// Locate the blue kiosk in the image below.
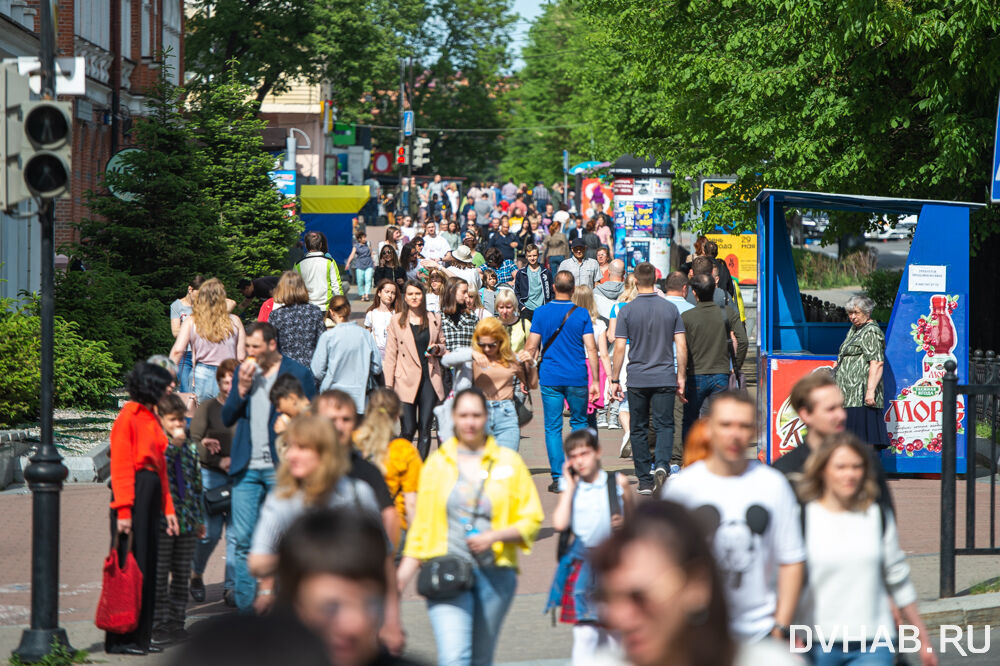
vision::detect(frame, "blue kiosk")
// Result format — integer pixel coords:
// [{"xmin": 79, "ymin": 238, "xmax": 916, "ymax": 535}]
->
[{"xmin": 755, "ymin": 189, "xmax": 984, "ymax": 474}]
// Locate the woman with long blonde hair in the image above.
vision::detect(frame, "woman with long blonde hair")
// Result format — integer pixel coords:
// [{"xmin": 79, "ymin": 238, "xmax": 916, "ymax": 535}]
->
[
  {"xmin": 247, "ymin": 413, "xmax": 382, "ymax": 590},
  {"xmin": 572, "ymin": 285, "xmax": 612, "ymax": 431},
  {"xmin": 169, "ymin": 278, "xmax": 245, "ymax": 402},
  {"xmin": 441, "ymin": 318, "xmax": 537, "ymax": 451},
  {"xmin": 353, "ymin": 389, "xmax": 422, "ymax": 543}
]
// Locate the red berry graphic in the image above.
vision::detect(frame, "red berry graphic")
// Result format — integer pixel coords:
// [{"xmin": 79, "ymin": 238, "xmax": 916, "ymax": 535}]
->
[{"xmin": 914, "ymin": 441, "xmax": 923, "ymax": 450}]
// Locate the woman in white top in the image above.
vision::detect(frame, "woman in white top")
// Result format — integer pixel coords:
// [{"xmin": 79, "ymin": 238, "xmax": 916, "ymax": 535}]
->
[
  {"xmin": 170, "ymin": 275, "xmax": 204, "ymax": 393},
  {"xmin": 169, "ymin": 278, "xmax": 246, "ymax": 402},
  {"xmin": 572, "ymin": 286, "xmax": 612, "ymax": 431},
  {"xmin": 364, "ymin": 279, "xmax": 398, "ymax": 357},
  {"xmin": 796, "ymin": 433, "xmax": 936, "ymax": 666}
]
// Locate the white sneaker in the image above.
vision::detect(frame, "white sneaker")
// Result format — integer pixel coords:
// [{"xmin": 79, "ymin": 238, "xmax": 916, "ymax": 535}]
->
[
  {"xmin": 619, "ymin": 433, "xmax": 631, "ymax": 458},
  {"xmin": 596, "ymin": 414, "xmax": 608, "ymax": 428},
  {"xmin": 653, "ymin": 468, "xmax": 668, "ymax": 494}
]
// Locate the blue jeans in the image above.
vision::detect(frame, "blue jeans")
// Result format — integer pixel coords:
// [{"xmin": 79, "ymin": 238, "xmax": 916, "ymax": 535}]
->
[
  {"xmin": 356, "ymin": 266, "xmax": 374, "ymax": 296},
  {"xmin": 427, "ymin": 566, "xmax": 517, "ymax": 666},
  {"xmin": 192, "ymin": 363, "xmax": 219, "ymax": 403},
  {"xmin": 547, "ymin": 255, "xmax": 564, "ymax": 272},
  {"xmin": 230, "ymin": 466, "xmax": 276, "ymax": 612},
  {"xmin": 177, "ymin": 351, "xmax": 193, "ymax": 393},
  {"xmin": 191, "ymin": 467, "xmax": 235, "ymax": 590},
  {"xmin": 810, "ymin": 643, "xmax": 894, "ymax": 666},
  {"xmin": 682, "ymin": 373, "xmax": 729, "ymax": 440},
  {"xmin": 486, "ymin": 400, "xmax": 520, "ymax": 451},
  {"xmin": 540, "ymin": 385, "xmax": 588, "ymax": 481},
  {"xmin": 627, "ymin": 386, "xmax": 676, "ymax": 488}
]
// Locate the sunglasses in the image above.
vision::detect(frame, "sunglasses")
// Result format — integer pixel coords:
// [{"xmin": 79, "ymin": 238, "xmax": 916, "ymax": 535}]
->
[{"xmin": 478, "ymin": 341, "xmax": 498, "ymax": 350}]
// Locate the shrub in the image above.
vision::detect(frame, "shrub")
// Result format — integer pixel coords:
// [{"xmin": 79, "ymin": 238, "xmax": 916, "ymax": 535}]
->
[
  {"xmin": 791, "ymin": 247, "xmax": 878, "ymax": 290},
  {"xmin": 862, "ymin": 269, "xmax": 903, "ymax": 323},
  {"xmin": 56, "ymin": 268, "xmax": 172, "ymax": 370},
  {"xmin": 0, "ymin": 297, "xmax": 122, "ymax": 427}
]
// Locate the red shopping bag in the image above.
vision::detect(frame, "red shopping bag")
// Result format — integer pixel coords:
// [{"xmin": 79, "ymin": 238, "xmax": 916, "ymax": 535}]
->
[{"xmin": 94, "ymin": 533, "xmax": 143, "ymax": 634}]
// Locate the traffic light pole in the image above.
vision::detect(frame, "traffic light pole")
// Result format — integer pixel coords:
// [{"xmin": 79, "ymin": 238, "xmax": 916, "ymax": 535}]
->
[{"xmin": 14, "ymin": 0, "xmax": 72, "ymax": 660}]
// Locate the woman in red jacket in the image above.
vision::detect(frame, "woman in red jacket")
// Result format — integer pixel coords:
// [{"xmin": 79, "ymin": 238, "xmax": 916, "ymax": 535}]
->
[{"xmin": 106, "ymin": 362, "xmax": 180, "ymax": 655}]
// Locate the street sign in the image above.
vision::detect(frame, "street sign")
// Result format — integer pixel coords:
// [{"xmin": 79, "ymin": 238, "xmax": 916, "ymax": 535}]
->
[
  {"xmin": 403, "ymin": 110, "xmax": 414, "ymax": 137},
  {"xmin": 371, "ymin": 152, "xmax": 392, "ymax": 173},
  {"xmin": 563, "ymin": 149, "xmax": 569, "ymax": 173},
  {"xmin": 701, "ymin": 178, "xmax": 736, "ymax": 203},
  {"xmin": 105, "ymin": 148, "xmax": 142, "ymax": 201},
  {"xmin": 992, "ymin": 89, "xmax": 1000, "ymax": 203}
]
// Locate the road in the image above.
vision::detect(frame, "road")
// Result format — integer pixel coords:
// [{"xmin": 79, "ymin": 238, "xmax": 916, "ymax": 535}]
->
[{"xmin": 800, "ymin": 238, "xmax": 912, "ymax": 271}]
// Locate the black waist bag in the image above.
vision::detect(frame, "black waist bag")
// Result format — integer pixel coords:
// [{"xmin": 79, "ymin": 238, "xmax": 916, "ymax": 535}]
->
[
  {"xmin": 416, "ymin": 555, "xmax": 475, "ymax": 600},
  {"xmin": 203, "ymin": 483, "xmax": 233, "ymax": 516}
]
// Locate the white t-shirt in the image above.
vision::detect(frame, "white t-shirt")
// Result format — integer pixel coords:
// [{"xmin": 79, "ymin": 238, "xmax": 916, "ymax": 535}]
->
[
  {"xmin": 450, "ymin": 265, "xmax": 481, "ymax": 291},
  {"xmin": 364, "ymin": 309, "xmax": 395, "ymax": 355},
  {"xmin": 662, "ymin": 461, "xmax": 805, "ymax": 642},
  {"xmin": 423, "ymin": 234, "xmax": 452, "ymax": 261},
  {"xmin": 426, "ymin": 293, "xmax": 441, "ymax": 314},
  {"xmin": 399, "ymin": 226, "xmax": 418, "ymax": 243}
]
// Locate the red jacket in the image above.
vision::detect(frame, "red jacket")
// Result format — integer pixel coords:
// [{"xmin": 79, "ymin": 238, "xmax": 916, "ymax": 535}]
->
[{"xmin": 109, "ymin": 402, "xmax": 175, "ymax": 521}]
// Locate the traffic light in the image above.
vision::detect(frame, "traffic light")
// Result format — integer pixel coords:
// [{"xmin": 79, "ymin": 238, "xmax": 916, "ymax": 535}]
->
[
  {"xmin": 1, "ymin": 62, "xmax": 31, "ymax": 210},
  {"xmin": 412, "ymin": 137, "xmax": 430, "ymax": 169},
  {"xmin": 395, "ymin": 145, "xmax": 408, "ymax": 165},
  {"xmin": 21, "ymin": 99, "xmax": 71, "ymax": 198}
]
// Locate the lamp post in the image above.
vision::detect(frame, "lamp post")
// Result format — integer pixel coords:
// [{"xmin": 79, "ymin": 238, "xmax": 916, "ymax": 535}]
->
[{"xmin": 13, "ymin": 0, "xmax": 73, "ymax": 660}]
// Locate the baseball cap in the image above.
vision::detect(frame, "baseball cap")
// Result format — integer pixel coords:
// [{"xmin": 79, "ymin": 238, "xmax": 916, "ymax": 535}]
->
[{"xmin": 570, "ymin": 238, "xmax": 586, "ymax": 249}]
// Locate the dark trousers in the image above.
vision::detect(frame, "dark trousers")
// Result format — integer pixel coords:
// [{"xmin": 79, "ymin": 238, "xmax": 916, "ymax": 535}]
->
[
  {"xmin": 154, "ymin": 531, "xmax": 198, "ymax": 630},
  {"xmin": 402, "ymin": 370, "xmax": 438, "ymax": 459},
  {"xmin": 671, "ymin": 393, "xmax": 685, "ymax": 466},
  {"xmin": 627, "ymin": 386, "xmax": 676, "ymax": 488},
  {"xmin": 106, "ymin": 470, "xmax": 161, "ymax": 653}
]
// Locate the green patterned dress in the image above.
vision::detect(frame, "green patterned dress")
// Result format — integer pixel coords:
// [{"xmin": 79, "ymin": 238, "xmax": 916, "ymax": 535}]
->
[{"xmin": 836, "ymin": 320, "xmax": 885, "ymax": 409}]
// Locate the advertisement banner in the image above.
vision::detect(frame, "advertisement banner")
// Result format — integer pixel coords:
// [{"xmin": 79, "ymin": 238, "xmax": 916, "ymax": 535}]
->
[
  {"xmin": 581, "ymin": 178, "xmax": 613, "ymax": 216},
  {"xmin": 706, "ymin": 232, "xmax": 758, "ymax": 285},
  {"xmin": 269, "ymin": 170, "xmax": 296, "ymax": 198},
  {"xmin": 612, "ymin": 178, "xmax": 633, "ymax": 197},
  {"xmin": 880, "ymin": 292, "xmax": 967, "ymax": 473},
  {"xmin": 769, "ymin": 357, "xmax": 837, "ymax": 462}
]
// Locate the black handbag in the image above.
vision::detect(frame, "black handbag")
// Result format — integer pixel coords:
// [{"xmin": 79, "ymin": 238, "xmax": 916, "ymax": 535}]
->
[
  {"xmin": 416, "ymin": 461, "xmax": 493, "ymax": 600},
  {"xmin": 514, "ymin": 389, "xmax": 533, "ymax": 427},
  {"xmin": 416, "ymin": 555, "xmax": 475, "ymax": 600},
  {"xmin": 203, "ymin": 482, "xmax": 233, "ymax": 516}
]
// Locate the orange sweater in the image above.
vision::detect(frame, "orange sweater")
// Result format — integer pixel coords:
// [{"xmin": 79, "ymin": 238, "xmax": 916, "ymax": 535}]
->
[{"xmin": 109, "ymin": 402, "xmax": 175, "ymax": 521}]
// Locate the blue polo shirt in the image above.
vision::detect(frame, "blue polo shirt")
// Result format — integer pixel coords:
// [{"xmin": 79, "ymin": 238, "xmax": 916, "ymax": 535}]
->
[{"xmin": 532, "ymin": 299, "xmax": 594, "ymax": 387}]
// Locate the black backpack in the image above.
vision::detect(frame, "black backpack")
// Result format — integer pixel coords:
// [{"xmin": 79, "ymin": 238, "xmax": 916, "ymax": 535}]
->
[{"xmin": 556, "ymin": 471, "xmax": 622, "ymax": 561}]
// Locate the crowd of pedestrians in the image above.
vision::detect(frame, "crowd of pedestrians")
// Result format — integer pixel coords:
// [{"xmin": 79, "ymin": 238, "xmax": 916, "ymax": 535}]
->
[{"xmin": 99, "ymin": 194, "xmax": 938, "ymax": 666}]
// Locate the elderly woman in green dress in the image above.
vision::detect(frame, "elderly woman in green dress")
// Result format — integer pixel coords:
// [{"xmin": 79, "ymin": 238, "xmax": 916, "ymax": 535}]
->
[{"xmin": 835, "ymin": 295, "xmax": 890, "ymax": 448}]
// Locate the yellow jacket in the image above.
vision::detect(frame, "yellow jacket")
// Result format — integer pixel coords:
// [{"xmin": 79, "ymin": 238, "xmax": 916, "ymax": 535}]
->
[{"xmin": 403, "ymin": 436, "xmax": 543, "ymax": 569}]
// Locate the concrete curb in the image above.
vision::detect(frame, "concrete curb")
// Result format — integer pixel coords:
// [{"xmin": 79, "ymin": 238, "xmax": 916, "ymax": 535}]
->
[
  {"xmin": 0, "ymin": 431, "xmax": 32, "ymax": 490},
  {"xmin": 920, "ymin": 591, "xmax": 1000, "ymax": 629},
  {"xmin": 14, "ymin": 439, "xmax": 110, "ymax": 485}
]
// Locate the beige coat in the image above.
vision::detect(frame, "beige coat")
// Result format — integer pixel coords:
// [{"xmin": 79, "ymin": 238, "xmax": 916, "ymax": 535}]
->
[{"xmin": 383, "ymin": 312, "xmax": 446, "ymax": 403}]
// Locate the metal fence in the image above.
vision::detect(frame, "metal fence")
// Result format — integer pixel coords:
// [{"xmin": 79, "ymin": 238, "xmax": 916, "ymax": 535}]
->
[{"xmin": 940, "ymin": 356, "xmax": 1000, "ymax": 597}]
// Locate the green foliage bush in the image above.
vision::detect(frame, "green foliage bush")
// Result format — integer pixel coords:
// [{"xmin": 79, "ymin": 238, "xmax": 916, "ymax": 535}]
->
[
  {"xmin": 0, "ymin": 296, "xmax": 122, "ymax": 428},
  {"xmin": 862, "ymin": 269, "xmax": 903, "ymax": 324},
  {"xmin": 55, "ymin": 268, "xmax": 170, "ymax": 370},
  {"xmin": 791, "ymin": 247, "xmax": 877, "ymax": 290}
]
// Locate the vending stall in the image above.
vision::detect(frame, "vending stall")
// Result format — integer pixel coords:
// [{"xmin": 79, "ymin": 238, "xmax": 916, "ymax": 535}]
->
[{"xmin": 756, "ymin": 189, "xmax": 983, "ymax": 474}]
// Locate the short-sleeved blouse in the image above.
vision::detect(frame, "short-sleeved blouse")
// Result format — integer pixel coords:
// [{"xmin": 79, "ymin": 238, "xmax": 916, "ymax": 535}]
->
[{"xmin": 836, "ymin": 320, "xmax": 885, "ymax": 408}]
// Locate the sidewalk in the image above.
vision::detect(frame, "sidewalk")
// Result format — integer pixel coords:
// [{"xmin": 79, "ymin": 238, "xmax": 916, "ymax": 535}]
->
[{"xmin": 4, "ymin": 431, "xmax": 1000, "ymax": 663}]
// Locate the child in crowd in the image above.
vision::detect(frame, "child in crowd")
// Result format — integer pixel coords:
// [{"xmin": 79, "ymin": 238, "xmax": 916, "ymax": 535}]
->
[
  {"xmin": 152, "ymin": 394, "xmax": 204, "ymax": 645},
  {"xmin": 479, "ymin": 269, "xmax": 498, "ymax": 315},
  {"xmin": 270, "ymin": 374, "xmax": 311, "ymax": 459},
  {"xmin": 426, "ymin": 269, "xmax": 447, "ymax": 314},
  {"xmin": 547, "ymin": 429, "xmax": 632, "ymax": 665}
]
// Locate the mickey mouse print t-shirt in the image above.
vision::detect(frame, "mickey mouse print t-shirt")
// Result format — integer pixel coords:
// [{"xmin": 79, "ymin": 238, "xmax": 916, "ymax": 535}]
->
[{"xmin": 662, "ymin": 460, "xmax": 805, "ymax": 642}]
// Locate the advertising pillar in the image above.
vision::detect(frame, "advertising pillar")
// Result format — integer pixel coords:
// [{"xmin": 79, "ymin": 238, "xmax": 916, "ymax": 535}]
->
[{"xmin": 607, "ymin": 155, "xmax": 674, "ymax": 278}]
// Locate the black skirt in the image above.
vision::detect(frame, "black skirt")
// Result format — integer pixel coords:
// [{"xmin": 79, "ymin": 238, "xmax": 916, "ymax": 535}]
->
[{"xmin": 845, "ymin": 406, "xmax": 890, "ymax": 448}]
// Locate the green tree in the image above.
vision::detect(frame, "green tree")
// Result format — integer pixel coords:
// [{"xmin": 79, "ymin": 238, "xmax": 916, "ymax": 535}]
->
[
  {"xmin": 59, "ymin": 67, "xmax": 236, "ymax": 366},
  {"xmin": 188, "ymin": 68, "xmax": 303, "ymax": 277},
  {"xmin": 185, "ymin": 0, "xmax": 421, "ymax": 105}
]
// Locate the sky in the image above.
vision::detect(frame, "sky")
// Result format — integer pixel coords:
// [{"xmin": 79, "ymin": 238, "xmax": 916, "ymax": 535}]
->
[{"xmin": 510, "ymin": 0, "xmax": 546, "ymax": 69}]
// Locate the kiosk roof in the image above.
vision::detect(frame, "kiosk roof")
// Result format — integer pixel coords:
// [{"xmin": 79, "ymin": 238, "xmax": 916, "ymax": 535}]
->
[{"xmin": 754, "ymin": 189, "xmax": 985, "ymax": 216}]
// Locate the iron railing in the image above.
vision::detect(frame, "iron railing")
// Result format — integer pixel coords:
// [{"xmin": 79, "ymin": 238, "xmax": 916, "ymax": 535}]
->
[{"xmin": 940, "ymin": 358, "xmax": 1000, "ymax": 597}]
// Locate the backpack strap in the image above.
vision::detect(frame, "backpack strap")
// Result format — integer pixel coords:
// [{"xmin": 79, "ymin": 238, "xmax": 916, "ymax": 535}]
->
[{"xmin": 606, "ymin": 470, "xmax": 621, "ymax": 517}]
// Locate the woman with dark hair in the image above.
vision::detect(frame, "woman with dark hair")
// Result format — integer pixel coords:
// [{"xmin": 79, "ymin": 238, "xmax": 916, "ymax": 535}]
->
[
  {"xmin": 383, "ymin": 280, "xmax": 446, "ymax": 458},
  {"xmin": 364, "ymin": 279, "xmax": 399, "ymax": 358},
  {"xmin": 378, "ymin": 225, "xmax": 404, "ymax": 256},
  {"xmin": 582, "ymin": 219, "xmax": 602, "ymax": 260},
  {"xmin": 106, "ymin": 362, "xmax": 180, "ymax": 655},
  {"xmin": 542, "ymin": 220, "xmax": 569, "ymax": 272},
  {"xmin": 170, "ymin": 275, "xmax": 205, "ymax": 393},
  {"xmin": 399, "ymin": 241, "xmax": 422, "ymax": 282},
  {"xmin": 268, "ymin": 270, "xmax": 326, "ymax": 369},
  {"xmin": 397, "ymin": 388, "xmax": 543, "ymax": 666},
  {"xmin": 440, "ymin": 276, "xmax": 478, "ymax": 356},
  {"xmin": 796, "ymin": 433, "xmax": 935, "ymax": 666},
  {"xmin": 374, "ymin": 244, "xmax": 407, "ymax": 291}
]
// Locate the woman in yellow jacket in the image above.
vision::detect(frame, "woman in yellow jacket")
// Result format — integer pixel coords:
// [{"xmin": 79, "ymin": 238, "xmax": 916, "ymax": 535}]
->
[{"xmin": 397, "ymin": 387, "xmax": 544, "ymax": 666}]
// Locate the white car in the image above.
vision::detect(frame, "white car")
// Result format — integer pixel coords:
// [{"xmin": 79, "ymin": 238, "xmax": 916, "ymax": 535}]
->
[{"xmin": 865, "ymin": 216, "xmax": 916, "ymax": 241}]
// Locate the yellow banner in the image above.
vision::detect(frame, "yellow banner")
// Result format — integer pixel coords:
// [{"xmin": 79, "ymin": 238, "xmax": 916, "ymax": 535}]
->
[{"xmin": 706, "ymin": 233, "xmax": 757, "ymax": 285}]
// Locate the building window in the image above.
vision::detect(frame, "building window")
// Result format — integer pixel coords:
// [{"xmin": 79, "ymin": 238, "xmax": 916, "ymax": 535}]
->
[
  {"xmin": 121, "ymin": 0, "xmax": 132, "ymax": 58},
  {"xmin": 75, "ymin": 0, "xmax": 111, "ymax": 50}
]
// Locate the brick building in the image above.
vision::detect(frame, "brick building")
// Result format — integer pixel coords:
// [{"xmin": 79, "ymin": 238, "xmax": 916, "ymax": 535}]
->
[{"xmin": 0, "ymin": 0, "xmax": 184, "ymax": 300}]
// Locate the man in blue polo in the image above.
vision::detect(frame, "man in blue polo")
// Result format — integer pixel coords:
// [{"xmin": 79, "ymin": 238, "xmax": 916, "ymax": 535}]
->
[{"xmin": 523, "ymin": 271, "xmax": 600, "ymax": 493}]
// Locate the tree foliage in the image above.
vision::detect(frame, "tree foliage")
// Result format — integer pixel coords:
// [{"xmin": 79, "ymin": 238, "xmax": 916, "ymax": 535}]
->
[
  {"xmin": 188, "ymin": 68, "xmax": 303, "ymax": 276},
  {"xmin": 185, "ymin": 0, "xmax": 421, "ymax": 105},
  {"xmin": 570, "ymin": 0, "xmax": 1000, "ymax": 240}
]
